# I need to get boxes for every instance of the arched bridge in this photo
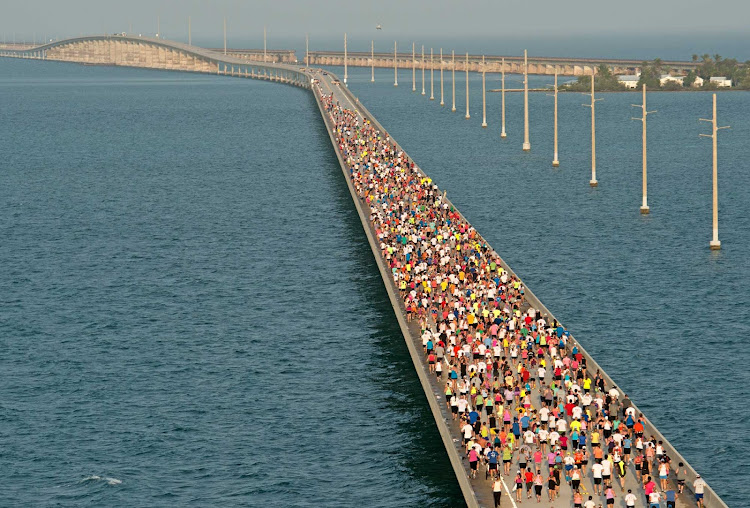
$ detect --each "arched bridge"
[0,35,310,89]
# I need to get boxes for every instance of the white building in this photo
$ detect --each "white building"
[659,74,684,86]
[617,75,640,89]
[710,76,732,87]
[693,76,704,87]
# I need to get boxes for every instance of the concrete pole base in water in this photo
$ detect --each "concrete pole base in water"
[552,160,560,167]
[590,179,598,187]
[452,107,456,112]
[523,142,530,151]
[465,114,471,119]
[482,122,487,128]
[640,206,650,214]
[710,240,721,250]
[501,132,507,138]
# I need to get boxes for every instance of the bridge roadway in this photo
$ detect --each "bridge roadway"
[1,37,728,507]
[309,71,727,508]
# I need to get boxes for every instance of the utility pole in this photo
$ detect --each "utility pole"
[188,16,191,45]
[430,48,434,100]
[583,72,603,186]
[223,18,227,55]
[371,40,374,82]
[440,48,444,106]
[264,26,267,63]
[481,55,487,127]
[412,42,416,92]
[451,50,456,112]
[393,41,398,86]
[344,32,347,85]
[700,93,730,250]
[465,52,470,119]
[501,57,507,138]
[306,33,309,68]
[157,16,160,38]
[552,69,559,166]
[421,45,425,95]
[523,49,530,151]
[632,84,657,213]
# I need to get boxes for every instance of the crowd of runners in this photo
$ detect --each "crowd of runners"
[317,85,709,508]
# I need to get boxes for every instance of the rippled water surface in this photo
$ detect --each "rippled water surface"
[339,65,750,505]
[0,59,463,507]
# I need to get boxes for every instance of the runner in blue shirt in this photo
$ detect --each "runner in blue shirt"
[487,447,500,479]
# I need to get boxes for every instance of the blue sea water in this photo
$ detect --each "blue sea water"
[0,59,462,506]
[338,64,750,505]
[1,54,748,507]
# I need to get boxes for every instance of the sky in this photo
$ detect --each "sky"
[3,0,750,60]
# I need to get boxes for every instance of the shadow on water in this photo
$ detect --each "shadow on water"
[311,105,464,506]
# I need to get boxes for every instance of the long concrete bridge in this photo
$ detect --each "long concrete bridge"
[0,36,727,508]
[308,50,699,76]
[0,35,308,87]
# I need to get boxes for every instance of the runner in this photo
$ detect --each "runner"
[694,474,706,507]
[313,84,712,508]
[492,476,503,508]
[624,489,637,508]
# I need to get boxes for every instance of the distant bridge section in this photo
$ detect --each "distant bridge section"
[0,35,309,88]
[205,48,297,63]
[308,50,699,76]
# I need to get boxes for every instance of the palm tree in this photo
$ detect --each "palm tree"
[692,54,699,62]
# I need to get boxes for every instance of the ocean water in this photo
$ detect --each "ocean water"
[1,54,747,507]
[0,59,462,506]
[338,64,750,505]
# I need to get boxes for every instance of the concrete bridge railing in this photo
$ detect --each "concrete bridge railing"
[0,35,311,89]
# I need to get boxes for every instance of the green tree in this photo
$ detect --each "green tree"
[637,59,662,89]
[683,70,697,87]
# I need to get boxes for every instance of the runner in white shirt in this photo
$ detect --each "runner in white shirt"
[524,429,536,446]
[462,422,473,443]
[538,428,549,453]
[549,430,560,447]
[591,462,604,495]
[624,489,637,507]
[601,458,612,487]
[694,474,706,507]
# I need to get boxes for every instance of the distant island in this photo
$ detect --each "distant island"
[562,54,749,91]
